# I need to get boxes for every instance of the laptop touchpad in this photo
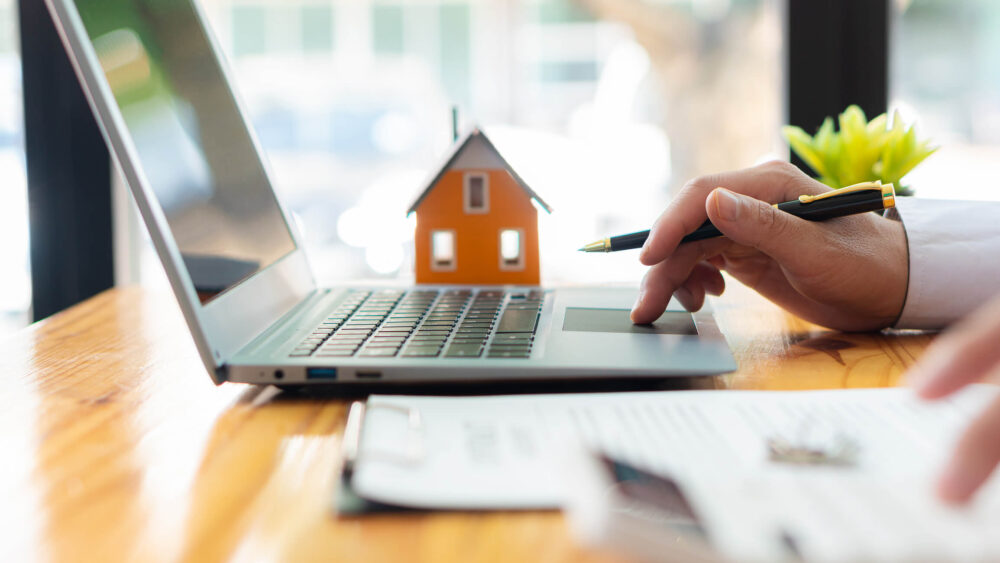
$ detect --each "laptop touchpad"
[562,308,697,335]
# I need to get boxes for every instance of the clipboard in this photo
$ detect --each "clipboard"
[336,401,425,515]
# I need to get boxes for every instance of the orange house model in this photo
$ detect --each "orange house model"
[408,128,552,285]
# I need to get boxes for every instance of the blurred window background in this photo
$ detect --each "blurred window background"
[892,0,1000,201]
[0,0,28,336]
[115,0,783,294]
[33,0,1000,335]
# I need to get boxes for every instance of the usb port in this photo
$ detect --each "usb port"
[306,367,338,380]
[356,371,382,379]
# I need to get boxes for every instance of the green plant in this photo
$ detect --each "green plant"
[782,105,937,196]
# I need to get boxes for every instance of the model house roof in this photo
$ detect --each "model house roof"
[406,127,553,215]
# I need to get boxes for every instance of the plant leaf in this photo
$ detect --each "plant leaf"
[782,125,828,178]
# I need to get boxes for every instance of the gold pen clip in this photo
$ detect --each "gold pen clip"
[798,181,896,209]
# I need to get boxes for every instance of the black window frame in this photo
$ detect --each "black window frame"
[20,0,113,321]
[786,0,889,171]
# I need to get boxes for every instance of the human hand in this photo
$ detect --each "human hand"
[630,161,909,331]
[910,293,1000,504]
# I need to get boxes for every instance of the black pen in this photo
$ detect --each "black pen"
[579,181,896,252]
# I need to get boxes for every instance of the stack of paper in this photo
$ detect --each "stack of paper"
[347,386,1000,562]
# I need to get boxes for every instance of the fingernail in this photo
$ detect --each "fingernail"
[714,188,743,222]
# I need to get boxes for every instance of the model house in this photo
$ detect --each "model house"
[408,128,552,285]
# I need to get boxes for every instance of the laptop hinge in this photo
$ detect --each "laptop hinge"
[214,364,229,385]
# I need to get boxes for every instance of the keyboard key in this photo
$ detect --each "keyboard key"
[409,337,447,344]
[488,344,532,352]
[456,330,490,337]
[325,344,364,351]
[405,341,443,349]
[316,350,356,357]
[321,343,361,350]
[487,350,531,358]
[505,304,540,311]
[493,334,533,342]
[444,344,483,357]
[420,322,455,328]
[359,348,399,357]
[401,348,441,357]
[496,308,539,333]
[343,322,380,329]
[364,341,402,349]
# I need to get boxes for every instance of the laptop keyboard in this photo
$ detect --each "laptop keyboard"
[288,289,545,359]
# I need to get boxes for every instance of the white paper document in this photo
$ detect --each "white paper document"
[351,386,1000,562]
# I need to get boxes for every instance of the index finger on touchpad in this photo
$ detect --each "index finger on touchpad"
[562,308,697,335]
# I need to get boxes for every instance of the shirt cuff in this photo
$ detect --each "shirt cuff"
[894,198,1000,330]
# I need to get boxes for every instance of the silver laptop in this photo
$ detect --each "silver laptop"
[45,0,735,387]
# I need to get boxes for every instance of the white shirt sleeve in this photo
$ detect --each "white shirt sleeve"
[893,198,1000,330]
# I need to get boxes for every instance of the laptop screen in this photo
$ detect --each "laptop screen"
[73,0,296,304]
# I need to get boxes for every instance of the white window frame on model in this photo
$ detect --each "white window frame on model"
[430,229,457,271]
[498,228,525,271]
[463,172,489,214]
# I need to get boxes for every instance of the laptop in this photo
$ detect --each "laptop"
[44,0,736,387]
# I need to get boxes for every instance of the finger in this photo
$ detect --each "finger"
[937,393,1000,504]
[631,242,706,323]
[705,187,833,270]
[700,263,726,296]
[631,255,694,324]
[632,259,723,321]
[639,161,821,266]
[673,264,716,311]
[683,261,725,299]
[673,285,700,312]
[911,296,1000,399]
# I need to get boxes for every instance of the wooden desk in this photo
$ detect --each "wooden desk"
[0,285,932,562]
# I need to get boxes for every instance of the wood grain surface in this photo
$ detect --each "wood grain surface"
[0,284,932,562]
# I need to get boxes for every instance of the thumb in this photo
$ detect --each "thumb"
[706,187,826,265]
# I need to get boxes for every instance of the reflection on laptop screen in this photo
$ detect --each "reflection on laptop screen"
[74,0,295,304]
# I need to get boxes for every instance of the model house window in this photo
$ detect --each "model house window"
[499,229,524,270]
[463,173,488,213]
[431,230,456,270]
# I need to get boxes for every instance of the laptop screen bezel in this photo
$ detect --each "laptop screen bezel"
[45,0,317,382]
